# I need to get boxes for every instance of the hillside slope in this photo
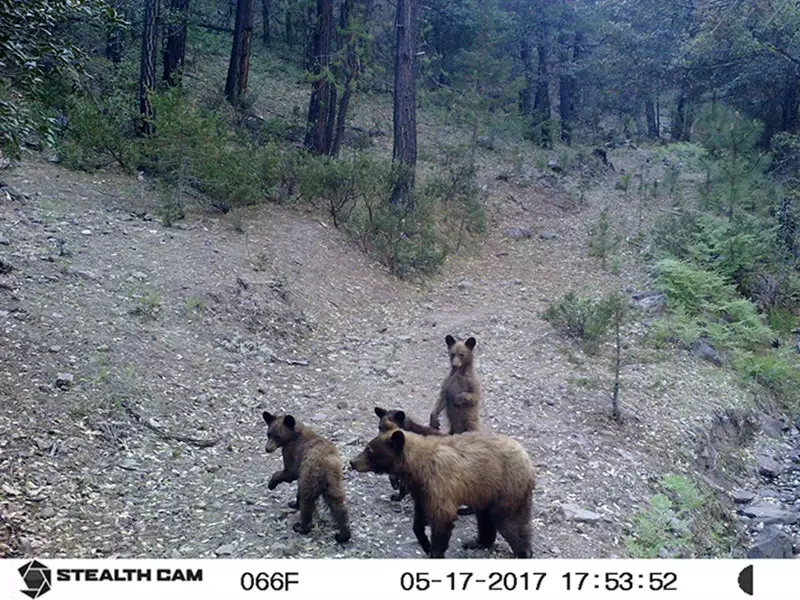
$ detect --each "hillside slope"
[0,151,796,559]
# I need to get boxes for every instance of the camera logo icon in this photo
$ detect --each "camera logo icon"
[18,560,52,598]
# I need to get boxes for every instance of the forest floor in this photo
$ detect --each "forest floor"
[1,143,798,559]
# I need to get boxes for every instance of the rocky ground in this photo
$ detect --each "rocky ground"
[1,153,798,560]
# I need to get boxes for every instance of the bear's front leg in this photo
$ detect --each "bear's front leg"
[412,501,431,555]
[268,470,295,490]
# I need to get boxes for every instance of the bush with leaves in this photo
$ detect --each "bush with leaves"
[0,0,120,157]
[419,143,486,253]
[653,258,774,352]
[541,292,611,353]
[141,90,274,214]
[588,208,620,269]
[626,475,729,558]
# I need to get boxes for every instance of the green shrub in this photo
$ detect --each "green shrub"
[419,143,486,252]
[541,292,612,353]
[58,90,140,171]
[650,210,702,260]
[655,258,774,352]
[588,209,620,269]
[626,475,728,558]
[140,90,272,213]
[348,182,445,279]
[734,350,800,410]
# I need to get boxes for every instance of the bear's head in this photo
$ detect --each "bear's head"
[374,406,408,432]
[445,334,476,370]
[262,411,299,453]
[349,426,406,474]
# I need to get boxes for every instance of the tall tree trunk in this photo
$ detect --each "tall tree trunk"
[225,0,255,105]
[559,30,580,146]
[106,27,123,64]
[390,0,418,210]
[533,13,551,147]
[783,70,799,133]
[285,6,293,47]
[163,0,190,86]
[519,32,535,116]
[304,5,315,71]
[672,93,686,141]
[330,0,357,157]
[261,0,271,46]
[304,0,334,154]
[138,0,160,135]
[645,99,658,137]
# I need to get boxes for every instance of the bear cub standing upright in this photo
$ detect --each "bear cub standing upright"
[262,411,351,544]
[430,335,482,434]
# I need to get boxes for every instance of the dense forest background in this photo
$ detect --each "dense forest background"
[2,0,800,560]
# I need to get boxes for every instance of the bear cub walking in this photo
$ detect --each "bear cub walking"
[350,424,535,558]
[263,411,351,544]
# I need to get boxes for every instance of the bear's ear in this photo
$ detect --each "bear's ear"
[390,429,406,453]
[283,415,296,429]
[445,334,456,348]
[374,406,387,418]
[263,411,276,425]
[465,337,476,350]
[394,410,406,425]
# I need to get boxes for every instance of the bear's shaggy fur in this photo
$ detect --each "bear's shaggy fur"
[350,425,535,558]
[263,411,351,544]
[429,335,483,434]
[374,406,445,501]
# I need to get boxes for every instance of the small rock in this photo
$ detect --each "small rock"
[55,373,73,390]
[741,503,797,524]
[336,402,348,410]
[0,235,9,245]
[76,270,100,281]
[119,459,139,471]
[311,413,328,422]
[547,160,564,173]
[132,271,147,280]
[757,456,783,478]
[80,229,92,236]
[97,345,109,352]
[539,231,557,240]
[206,464,221,473]
[40,507,56,519]
[561,503,602,523]
[732,490,756,504]
[795,416,800,432]
[215,544,235,556]
[457,280,471,291]
[630,291,666,314]
[746,525,794,558]
[48,346,61,353]
[504,227,533,240]
[760,415,784,440]
[692,338,723,366]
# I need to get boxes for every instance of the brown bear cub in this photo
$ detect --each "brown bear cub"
[374,406,444,501]
[350,424,535,559]
[262,411,351,544]
[429,335,482,434]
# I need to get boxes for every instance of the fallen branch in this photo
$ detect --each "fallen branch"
[121,400,221,448]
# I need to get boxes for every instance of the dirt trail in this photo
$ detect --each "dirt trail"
[0,156,767,559]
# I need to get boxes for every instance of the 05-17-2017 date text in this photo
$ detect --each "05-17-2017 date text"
[399,571,678,593]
